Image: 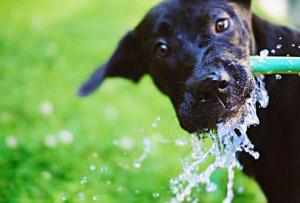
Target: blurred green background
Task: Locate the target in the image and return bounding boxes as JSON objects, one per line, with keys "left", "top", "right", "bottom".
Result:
{"left": 0, "top": 0, "right": 297, "bottom": 202}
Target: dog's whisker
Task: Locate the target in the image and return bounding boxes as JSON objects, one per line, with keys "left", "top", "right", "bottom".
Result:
{"left": 214, "top": 94, "right": 226, "bottom": 109}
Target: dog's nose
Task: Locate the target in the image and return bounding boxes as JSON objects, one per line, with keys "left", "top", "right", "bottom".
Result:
{"left": 189, "top": 70, "right": 231, "bottom": 97}
{"left": 205, "top": 70, "right": 230, "bottom": 90}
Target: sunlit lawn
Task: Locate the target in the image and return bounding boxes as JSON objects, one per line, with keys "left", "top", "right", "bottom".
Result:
{"left": 0, "top": 0, "right": 266, "bottom": 202}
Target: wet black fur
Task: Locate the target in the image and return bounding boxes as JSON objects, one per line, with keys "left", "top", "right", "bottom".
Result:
{"left": 78, "top": 0, "right": 300, "bottom": 201}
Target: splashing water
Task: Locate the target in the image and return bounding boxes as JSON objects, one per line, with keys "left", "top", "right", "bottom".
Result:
{"left": 257, "top": 49, "right": 270, "bottom": 62}
{"left": 152, "top": 192, "right": 161, "bottom": 199}
{"left": 170, "top": 76, "right": 269, "bottom": 203}
{"left": 133, "top": 139, "right": 152, "bottom": 168}
{"left": 60, "top": 193, "right": 68, "bottom": 201}
{"left": 89, "top": 164, "right": 97, "bottom": 171}
{"left": 271, "top": 49, "right": 276, "bottom": 54}
{"left": 259, "top": 49, "right": 269, "bottom": 59}
{"left": 80, "top": 176, "right": 89, "bottom": 185}
{"left": 77, "top": 192, "right": 85, "bottom": 201}
{"left": 275, "top": 74, "right": 282, "bottom": 80}
{"left": 276, "top": 44, "right": 282, "bottom": 49}
{"left": 92, "top": 194, "right": 101, "bottom": 201}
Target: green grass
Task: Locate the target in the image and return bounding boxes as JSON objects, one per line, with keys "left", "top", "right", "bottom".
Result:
{"left": 0, "top": 0, "right": 266, "bottom": 202}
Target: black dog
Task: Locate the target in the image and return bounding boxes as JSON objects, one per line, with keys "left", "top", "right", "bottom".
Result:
{"left": 78, "top": 0, "right": 300, "bottom": 202}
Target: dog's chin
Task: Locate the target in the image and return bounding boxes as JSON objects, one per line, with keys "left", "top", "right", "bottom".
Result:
{"left": 177, "top": 95, "right": 246, "bottom": 134}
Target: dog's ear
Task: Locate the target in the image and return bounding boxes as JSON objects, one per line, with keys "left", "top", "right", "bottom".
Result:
{"left": 77, "top": 31, "right": 145, "bottom": 97}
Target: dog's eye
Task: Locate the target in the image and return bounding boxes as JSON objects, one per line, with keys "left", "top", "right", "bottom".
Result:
{"left": 215, "top": 18, "right": 230, "bottom": 33}
{"left": 154, "top": 41, "right": 171, "bottom": 57}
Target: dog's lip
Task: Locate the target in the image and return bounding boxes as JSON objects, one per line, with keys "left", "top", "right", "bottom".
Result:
{"left": 196, "top": 93, "right": 228, "bottom": 108}
{"left": 195, "top": 127, "right": 213, "bottom": 134}
{"left": 182, "top": 124, "right": 214, "bottom": 134}
{"left": 179, "top": 87, "right": 250, "bottom": 133}
{"left": 179, "top": 101, "right": 245, "bottom": 133}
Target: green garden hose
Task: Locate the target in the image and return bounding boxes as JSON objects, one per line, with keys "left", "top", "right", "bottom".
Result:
{"left": 251, "top": 56, "right": 300, "bottom": 74}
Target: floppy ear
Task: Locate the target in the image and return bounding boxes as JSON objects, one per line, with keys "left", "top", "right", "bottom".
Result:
{"left": 252, "top": 15, "right": 300, "bottom": 56}
{"left": 77, "top": 31, "right": 145, "bottom": 97}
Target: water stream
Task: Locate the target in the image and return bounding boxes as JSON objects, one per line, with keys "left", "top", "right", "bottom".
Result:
{"left": 170, "top": 76, "right": 269, "bottom": 203}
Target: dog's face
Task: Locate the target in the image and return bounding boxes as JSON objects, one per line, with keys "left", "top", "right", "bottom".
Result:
{"left": 78, "top": 0, "right": 256, "bottom": 133}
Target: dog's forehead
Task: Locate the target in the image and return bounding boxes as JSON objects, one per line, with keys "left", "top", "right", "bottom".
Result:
{"left": 141, "top": 0, "right": 236, "bottom": 34}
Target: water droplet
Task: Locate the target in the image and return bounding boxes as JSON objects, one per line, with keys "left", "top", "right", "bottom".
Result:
{"left": 253, "top": 152, "right": 260, "bottom": 160}
{"left": 117, "top": 186, "right": 124, "bottom": 192}
{"left": 271, "top": 49, "right": 276, "bottom": 54}
{"left": 298, "top": 45, "right": 300, "bottom": 49}
{"left": 92, "top": 152, "right": 99, "bottom": 158}
{"left": 152, "top": 192, "right": 160, "bottom": 199}
{"left": 115, "top": 137, "right": 135, "bottom": 150}
{"left": 80, "top": 176, "right": 88, "bottom": 185}
{"left": 237, "top": 186, "right": 244, "bottom": 194}
{"left": 292, "top": 44, "right": 296, "bottom": 47}
{"left": 133, "top": 139, "right": 152, "bottom": 169}
{"left": 133, "top": 162, "right": 141, "bottom": 168}
{"left": 59, "top": 129, "right": 74, "bottom": 144}
{"left": 276, "top": 44, "right": 282, "bottom": 49}
{"left": 174, "top": 139, "right": 189, "bottom": 147}
{"left": 5, "top": 135, "right": 18, "bottom": 149}
{"left": 206, "top": 182, "right": 217, "bottom": 192}
{"left": 144, "top": 139, "right": 151, "bottom": 148}
{"left": 92, "top": 194, "right": 100, "bottom": 201}
{"left": 151, "top": 123, "right": 157, "bottom": 128}
{"left": 100, "top": 165, "right": 108, "bottom": 173}
{"left": 89, "top": 165, "right": 96, "bottom": 171}
{"left": 40, "top": 101, "right": 54, "bottom": 116}
{"left": 60, "top": 193, "right": 68, "bottom": 201}
{"left": 259, "top": 49, "right": 269, "bottom": 58}
{"left": 77, "top": 192, "right": 85, "bottom": 201}
{"left": 279, "top": 37, "right": 282, "bottom": 40}
{"left": 275, "top": 75, "right": 282, "bottom": 80}
{"left": 44, "top": 135, "right": 57, "bottom": 148}
{"left": 156, "top": 116, "right": 161, "bottom": 121}
{"left": 106, "top": 180, "right": 112, "bottom": 185}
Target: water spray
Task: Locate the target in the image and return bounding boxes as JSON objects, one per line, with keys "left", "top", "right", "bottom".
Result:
{"left": 170, "top": 75, "right": 269, "bottom": 203}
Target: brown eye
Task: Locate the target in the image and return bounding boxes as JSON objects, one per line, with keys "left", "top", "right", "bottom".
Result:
{"left": 215, "top": 18, "right": 230, "bottom": 33}
{"left": 154, "top": 41, "right": 171, "bottom": 57}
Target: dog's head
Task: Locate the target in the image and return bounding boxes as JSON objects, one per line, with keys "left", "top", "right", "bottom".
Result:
{"left": 78, "top": 0, "right": 256, "bottom": 133}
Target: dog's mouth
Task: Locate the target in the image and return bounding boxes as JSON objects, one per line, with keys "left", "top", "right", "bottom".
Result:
{"left": 178, "top": 93, "right": 242, "bottom": 133}
{"left": 176, "top": 67, "right": 254, "bottom": 133}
